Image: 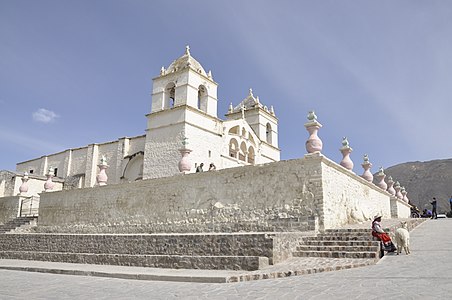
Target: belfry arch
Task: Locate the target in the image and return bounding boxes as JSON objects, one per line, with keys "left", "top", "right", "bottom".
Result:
{"left": 164, "top": 82, "right": 176, "bottom": 109}
{"left": 197, "top": 85, "right": 208, "bottom": 112}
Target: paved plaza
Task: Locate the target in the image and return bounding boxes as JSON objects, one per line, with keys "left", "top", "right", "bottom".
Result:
{"left": 0, "top": 219, "right": 451, "bottom": 299}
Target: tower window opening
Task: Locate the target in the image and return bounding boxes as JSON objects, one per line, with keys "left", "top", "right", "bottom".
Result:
{"left": 198, "top": 85, "right": 207, "bottom": 112}
{"left": 164, "top": 82, "right": 176, "bottom": 109}
{"left": 266, "top": 123, "right": 272, "bottom": 144}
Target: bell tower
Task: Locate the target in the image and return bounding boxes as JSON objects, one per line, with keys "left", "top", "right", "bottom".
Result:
{"left": 225, "top": 88, "right": 280, "bottom": 162}
{"left": 149, "top": 46, "right": 218, "bottom": 117}
{"left": 142, "top": 46, "right": 223, "bottom": 179}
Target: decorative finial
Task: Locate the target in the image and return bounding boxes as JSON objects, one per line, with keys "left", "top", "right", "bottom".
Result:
{"left": 341, "top": 137, "right": 350, "bottom": 148}
{"left": 44, "top": 167, "right": 55, "bottom": 191}
{"left": 47, "top": 167, "right": 55, "bottom": 176}
{"left": 256, "top": 96, "right": 260, "bottom": 104}
{"left": 375, "top": 166, "right": 387, "bottom": 190}
{"left": 249, "top": 88, "right": 253, "bottom": 96}
{"left": 99, "top": 155, "right": 108, "bottom": 166}
{"left": 304, "top": 110, "right": 323, "bottom": 153}
{"left": 270, "top": 105, "right": 275, "bottom": 115}
{"left": 182, "top": 136, "right": 189, "bottom": 147}
{"left": 228, "top": 103, "right": 233, "bottom": 113}
{"left": 361, "top": 154, "right": 373, "bottom": 182}
{"left": 185, "top": 45, "right": 190, "bottom": 55}
{"left": 307, "top": 111, "right": 317, "bottom": 122}
{"left": 339, "top": 137, "right": 353, "bottom": 170}
{"left": 363, "top": 154, "right": 369, "bottom": 163}
{"left": 160, "top": 66, "right": 165, "bottom": 76}
{"left": 208, "top": 70, "right": 212, "bottom": 78}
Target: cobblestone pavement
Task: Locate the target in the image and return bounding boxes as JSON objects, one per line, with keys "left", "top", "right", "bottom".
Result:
{"left": 0, "top": 219, "right": 451, "bottom": 299}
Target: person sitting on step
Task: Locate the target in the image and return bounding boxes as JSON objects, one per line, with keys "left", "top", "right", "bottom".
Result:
{"left": 371, "top": 215, "right": 397, "bottom": 252}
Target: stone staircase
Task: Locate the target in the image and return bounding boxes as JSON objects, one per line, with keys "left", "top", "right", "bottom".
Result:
{"left": 0, "top": 217, "right": 37, "bottom": 234}
{"left": 0, "top": 232, "right": 308, "bottom": 271}
{"left": 293, "top": 229, "right": 381, "bottom": 260}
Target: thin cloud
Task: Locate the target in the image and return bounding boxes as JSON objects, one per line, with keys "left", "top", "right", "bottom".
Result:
{"left": 32, "top": 108, "right": 59, "bottom": 123}
{"left": 0, "top": 127, "right": 64, "bottom": 154}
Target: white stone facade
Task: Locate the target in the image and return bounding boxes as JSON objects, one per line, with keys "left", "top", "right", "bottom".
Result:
{"left": 9, "top": 47, "right": 280, "bottom": 189}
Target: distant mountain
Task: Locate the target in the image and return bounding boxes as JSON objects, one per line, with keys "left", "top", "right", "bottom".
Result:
{"left": 383, "top": 159, "right": 452, "bottom": 214}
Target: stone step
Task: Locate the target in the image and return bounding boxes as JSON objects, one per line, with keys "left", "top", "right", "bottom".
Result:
{"left": 0, "top": 233, "right": 274, "bottom": 259}
{"left": 319, "top": 232, "right": 371, "bottom": 237}
{"left": 296, "top": 245, "right": 379, "bottom": 252}
{"left": 0, "top": 251, "right": 269, "bottom": 271}
{"left": 325, "top": 229, "right": 370, "bottom": 233}
{"left": 302, "top": 236, "right": 371, "bottom": 241}
{"left": 301, "top": 240, "right": 380, "bottom": 247}
{"left": 293, "top": 250, "right": 379, "bottom": 259}
{"left": 0, "top": 217, "right": 36, "bottom": 233}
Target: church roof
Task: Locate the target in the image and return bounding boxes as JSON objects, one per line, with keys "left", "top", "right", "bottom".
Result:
{"left": 164, "top": 46, "right": 208, "bottom": 77}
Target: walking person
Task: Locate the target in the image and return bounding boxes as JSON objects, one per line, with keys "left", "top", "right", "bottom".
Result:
{"left": 449, "top": 195, "right": 452, "bottom": 213}
{"left": 430, "top": 197, "right": 438, "bottom": 219}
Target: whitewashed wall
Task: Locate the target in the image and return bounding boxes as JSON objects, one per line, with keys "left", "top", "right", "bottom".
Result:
{"left": 317, "top": 154, "right": 392, "bottom": 230}
{"left": 37, "top": 154, "right": 401, "bottom": 233}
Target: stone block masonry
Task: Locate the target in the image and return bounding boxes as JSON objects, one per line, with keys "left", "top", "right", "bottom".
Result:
{"left": 36, "top": 153, "right": 409, "bottom": 234}
{"left": 0, "top": 232, "right": 312, "bottom": 270}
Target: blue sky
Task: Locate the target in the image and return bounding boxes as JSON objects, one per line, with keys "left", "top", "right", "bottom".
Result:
{"left": 1, "top": 0, "right": 451, "bottom": 172}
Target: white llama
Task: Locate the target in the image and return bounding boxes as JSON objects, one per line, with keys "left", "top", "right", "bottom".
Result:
{"left": 394, "top": 221, "right": 410, "bottom": 255}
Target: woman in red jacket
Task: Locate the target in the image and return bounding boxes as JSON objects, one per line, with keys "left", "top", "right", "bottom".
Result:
{"left": 372, "top": 215, "right": 397, "bottom": 252}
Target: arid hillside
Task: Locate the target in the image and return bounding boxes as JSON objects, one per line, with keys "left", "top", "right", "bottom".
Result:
{"left": 383, "top": 159, "right": 452, "bottom": 213}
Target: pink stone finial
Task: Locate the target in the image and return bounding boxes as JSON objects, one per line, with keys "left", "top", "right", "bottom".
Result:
{"left": 375, "top": 167, "right": 388, "bottom": 190}
{"left": 305, "top": 111, "right": 323, "bottom": 153}
{"left": 339, "top": 137, "right": 353, "bottom": 170}
{"left": 178, "top": 137, "right": 192, "bottom": 174}
{"left": 96, "top": 155, "right": 109, "bottom": 186}
{"left": 386, "top": 176, "right": 396, "bottom": 196}
{"left": 401, "top": 187, "right": 409, "bottom": 203}
{"left": 19, "top": 172, "right": 29, "bottom": 195}
{"left": 394, "top": 181, "right": 403, "bottom": 199}
{"left": 44, "top": 168, "right": 55, "bottom": 192}
{"left": 361, "top": 154, "right": 373, "bottom": 182}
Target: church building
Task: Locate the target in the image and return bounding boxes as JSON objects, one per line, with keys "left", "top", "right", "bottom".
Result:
{"left": 9, "top": 46, "right": 280, "bottom": 194}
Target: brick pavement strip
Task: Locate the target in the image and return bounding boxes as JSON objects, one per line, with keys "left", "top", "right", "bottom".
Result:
{"left": 0, "top": 219, "right": 451, "bottom": 299}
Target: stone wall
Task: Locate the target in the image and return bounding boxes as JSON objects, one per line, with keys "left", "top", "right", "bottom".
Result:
{"left": 390, "top": 197, "right": 411, "bottom": 218}
{"left": 36, "top": 153, "right": 401, "bottom": 234}
{"left": 0, "top": 196, "right": 19, "bottom": 224}
{"left": 318, "top": 155, "right": 393, "bottom": 229}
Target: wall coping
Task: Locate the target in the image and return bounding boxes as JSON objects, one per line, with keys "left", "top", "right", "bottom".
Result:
{"left": 304, "top": 152, "right": 393, "bottom": 197}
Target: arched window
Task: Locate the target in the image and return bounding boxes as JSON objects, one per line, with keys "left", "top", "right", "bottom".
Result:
{"left": 229, "top": 139, "right": 239, "bottom": 158}
{"left": 122, "top": 153, "right": 144, "bottom": 182}
{"left": 164, "top": 82, "right": 176, "bottom": 109}
{"left": 266, "top": 123, "right": 272, "bottom": 144}
{"left": 248, "top": 146, "right": 255, "bottom": 164}
{"left": 239, "top": 141, "right": 247, "bottom": 161}
{"left": 228, "top": 126, "right": 239, "bottom": 135}
{"left": 197, "top": 85, "right": 208, "bottom": 112}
